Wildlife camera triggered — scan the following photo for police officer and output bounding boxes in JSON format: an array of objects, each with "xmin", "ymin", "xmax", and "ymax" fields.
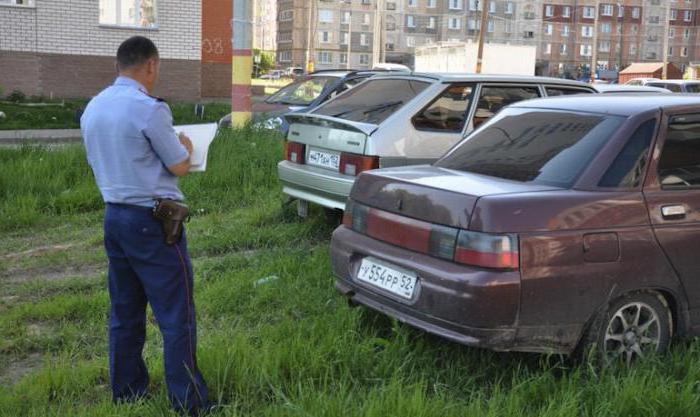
[{"xmin": 81, "ymin": 36, "xmax": 210, "ymax": 415}]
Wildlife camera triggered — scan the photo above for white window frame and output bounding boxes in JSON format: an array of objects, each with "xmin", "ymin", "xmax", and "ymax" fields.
[
  {"xmin": 317, "ymin": 51, "xmax": 333, "ymax": 64},
  {"xmin": 449, "ymin": 17, "xmax": 461, "ymax": 30},
  {"xmin": 632, "ymin": 7, "xmax": 640, "ymax": 19},
  {"xmin": 562, "ymin": 6, "xmax": 571, "ymax": 18},
  {"xmin": 406, "ymin": 15, "xmax": 415, "ymax": 28},
  {"xmin": 359, "ymin": 54, "xmax": 370, "ymax": 65},
  {"xmin": 99, "ymin": 0, "xmax": 158, "ymax": 29},
  {"xmin": 583, "ymin": 6, "xmax": 595, "ymax": 18},
  {"xmin": 505, "ymin": 2, "xmax": 514, "ymax": 14},
  {"xmin": 582, "ymin": 26, "xmax": 593, "ymax": 37},
  {"xmin": 450, "ymin": 0, "xmax": 463, "ymax": 11},
  {"xmin": 427, "ymin": 0, "xmax": 437, "ymax": 8},
  {"xmin": 318, "ymin": 9, "xmax": 334, "ymax": 23},
  {"xmin": 545, "ymin": 5, "xmax": 554, "ymax": 17},
  {"xmin": 684, "ymin": 10, "xmax": 693, "ymax": 22},
  {"xmin": 601, "ymin": 4, "xmax": 613, "ymax": 16},
  {"xmin": 360, "ymin": 33, "xmax": 368, "ymax": 46},
  {"xmin": 0, "ymin": 0, "xmax": 35, "ymax": 7},
  {"xmin": 562, "ymin": 25, "xmax": 570, "ymax": 37}
]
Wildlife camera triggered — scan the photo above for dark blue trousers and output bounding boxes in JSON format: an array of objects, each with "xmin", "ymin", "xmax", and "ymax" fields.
[{"xmin": 104, "ymin": 204, "xmax": 209, "ymax": 415}]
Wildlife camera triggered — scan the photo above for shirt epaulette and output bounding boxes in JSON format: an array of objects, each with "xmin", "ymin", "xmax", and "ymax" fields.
[{"xmin": 146, "ymin": 93, "xmax": 166, "ymax": 103}]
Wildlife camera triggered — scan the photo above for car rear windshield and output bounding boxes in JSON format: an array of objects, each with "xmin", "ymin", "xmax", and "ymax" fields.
[
  {"xmin": 313, "ymin": 78, "xmax": 431, "ymax": 125},
  {"xmin": 436, "ymin": 108, "xmax": 625, "ymax": 188},
  {"xmin": 684, "ymin": 83, "xmax": 700, "ymax": 93},
  {"xmin": 266, "ymin": 76, "xmax": 337, "ymax": 106}
]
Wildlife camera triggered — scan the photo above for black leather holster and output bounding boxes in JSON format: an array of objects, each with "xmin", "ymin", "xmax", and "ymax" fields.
[{"xmin": 153, "ymin": 199, "xmax": 190, "ymax": 245}]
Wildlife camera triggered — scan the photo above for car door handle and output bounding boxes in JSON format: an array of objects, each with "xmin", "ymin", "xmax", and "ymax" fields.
[{"xmin": 661, "ymin": 205, "xmax": 687, "ymax": 219}]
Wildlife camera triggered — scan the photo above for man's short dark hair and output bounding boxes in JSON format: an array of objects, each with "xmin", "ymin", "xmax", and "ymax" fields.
[{"xmin": 117, "ymin": 36, "xmax": 159, "ymax": 70}]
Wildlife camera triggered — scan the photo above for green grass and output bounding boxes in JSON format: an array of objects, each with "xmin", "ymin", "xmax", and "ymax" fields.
[
  {"xmin": 0, "ymin": 100, "xmax": 231, "ymax": 130},
  {"xmin": 3, "ymin": 128, "xmax": 700, "ymax": 416}
]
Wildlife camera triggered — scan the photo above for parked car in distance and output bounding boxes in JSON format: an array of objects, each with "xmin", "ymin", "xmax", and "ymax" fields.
[
  {"xmin": 594, "ymin": 84, "xmax": 672, "ymax": 94},
  {"xmin": 645, "ymin": 79, "xmax": 700, "ymax": 93},
  {"xmin": 279, "ymin": 73, "xmax": 596, "ymax": 215},
  {"xmin": 373, "ymin": 63, "xmax": 411, "ymax": 72},
  {"xmin": 624, "ymin": 78, "xmax": 661, "ymax": 86},
  {"xmin": 260, "ymin": 70, "xmax": 284, "ymax": 80},
  {"xmin": 219, "ymin": 70, "xmax": 384, "ymax": 132},
  {"xmin": 285, "ymin": 67, "xmax": 305, "ymax": 77},
  {"xmin": 332, "ymin": 94, "xmax": 700, "ymax": 365}
]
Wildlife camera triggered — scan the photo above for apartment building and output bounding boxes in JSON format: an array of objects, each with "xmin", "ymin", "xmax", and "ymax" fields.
[
  {"xmin": 278, "ymin": 0, "xmax": 700, "ymax": 78},
  {"xmin": 1, "ymin": 0, "xmax": 232, "ymax": 100},
  {"xmin": 255, "ymin": 0, "xmax": 278, "ymax": 52}
]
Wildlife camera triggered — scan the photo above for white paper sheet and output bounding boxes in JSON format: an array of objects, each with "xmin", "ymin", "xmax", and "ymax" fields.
[{"xmin": 174, "ymin": 123, "xmax": 218, "ymax": 172}]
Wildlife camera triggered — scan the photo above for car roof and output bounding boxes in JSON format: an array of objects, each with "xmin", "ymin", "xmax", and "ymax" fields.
[
  {"xmin": 510, "ymin": 94, "xmax": 700, "ymax": 116},
  {"xmin": 309, "ymin": 71, "xmax": 351, "ymax": 78},
  {"xmin": 594, "ymin": 84, "xmax": 672, "ymax": 93},
  {"xmin": 647, "ymin": 79, "xmax": 700, "ymax": 85},
  {"xmin": 368, "ymin": 72, "xmax": 593, "ymax": 87}
]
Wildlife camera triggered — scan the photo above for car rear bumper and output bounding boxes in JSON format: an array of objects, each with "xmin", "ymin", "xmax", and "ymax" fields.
[
  {"xmin": 331, "ymin": 226, "xmax": 521, "ymax": 351},
  {"xmin": 278, "ymin": 160, "xmax": 355, "ymax": 210}
]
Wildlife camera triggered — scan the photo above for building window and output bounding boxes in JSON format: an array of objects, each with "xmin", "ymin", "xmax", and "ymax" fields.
[
  {"xmin": 544, "ymin": 24, "xmax": 553, "ymax": 35},
  {"xmin": 428, "ymin": 16, "xmax": 436, "ymax": 29},
  {"xmin": 359, "ymin": 54, "xmax": 369, "ymax": 65},
  {"xmin": 360, "ymin": 33, "xmax": 368, "ymax": 46},
  {"xmin": 599, "ymin": 40, "xmax": 611, "ymax": 52},
  {"xmin": 545, "ymin": 5, "xmax": 554, "ymax": 17},
  {"xmin": 601, "ymin": 22, "xmax": 611, "ymax": 33},
  {"xmin": 560, "ymin": 44, "xmax": 568, "ymax": 55},
  {"xmin": 580, "ymin": 44, "xmax": 592, "ymax": 56},
  {"xmin": 279, "ymin": 9, "xmax": 293, "ymax": 21},
  {"xmin": 685, "ymin": 28, "xmax": 691, "ymax": 39},
  {"xmin": 408, "ymin": 0, "xmax": 416, "ymax": 7},
  {"xmin": 669, "ymin": 28, "xmax": 675, "ymax": 38},
  {"xmin": 363, "ymin": 13, "xmax": 370, "ymax": 25},
  {"xmin": 489, "ymin": 1, "xmax": 496, "ymax": 13},
  {"xmin": 670, "ymin": 9, "xmax": 677, "ymax": 20},
  {"xmin": 544, "ymin": 43, "xmax": 552, "ymax": 54},
  {"xmin": 450, "ymin": 0, "xmax": 463, "ymax": 10},
  {"xmin": 407, "ymin": 15, "xmax": 415, "ymax": 27},
  {"xmin": 0, "ymin": 0, "xmax": 35, "ymax": 6},
  {"xmin": 487, "ymin": 20, "xmax": 495, "ymax": 32},
  {"xmin": 341, "ymin": 11, "xmax": 351, "ymax": 24},
  {"xmin": 562, "ymin": 25, "xmax": 570, "ymax": 37},
  {"xmin": 601, "ymin": 4, "xmax": 613, "ymax": 16},
  {"xmin": 319, "ymin": 9, "xmax": 334, "ymax": 23},
  {"xmin": 341, "ymin": 32, "xmax": 349, "ymax": 45},
  {"xmin": 319, "ymin": 31, "xmax": 332, "ymax": 43},
  {"xmin": 428, "ymin": 0, "xmax": 437, "ymax": 8},
  {"xmin": 340, "ymin": 53, "xmax": 348, "ymax": 64},
  {"xmin": 99, "ymin": 0, "xmax": 157, "ymax": 28},
  {"xmin": 685, "ymin": 10, "xmax": 693, "ymax": 22},
  {"xmin": 317, "ymin": 51, "xmax": 333, "ymax": 64},
  {"xmin": 682, "ymin": 47, "xmax": 689, "ymax": 57},
  {"xmin": 562, "ymin": 6, "xmax": 570, "ymax": 17},
  {"xmin": 629, "ymin": 44, "xmax": 637, "ymax": 55},
  {"xmin": 505, "ymin": 2, "xmax": 514, "ymax": 14},
  {"xmin": 505, "ymin": 21, "xmax": 513, "ymax": 33},
  {"xmin": 406, "ymin": 36, "xmax": 415, "ymax": 47},
  {"xmin": 279, "ymin": 51, "xmax": 292, "ymax": 62},
  {"xmin": 632, "ymin": 7, "xmax": 640, "ymax": 19},
  {"xmin": 583, "ymin": 6, "xmax": 595, "ymax": 18},
  {"xmin": 668, "ymin": 46, "xmax": 673, "ymax": 57},
  {"xmin": 449, "ymin": 17, "xmax": 461, "ymax": 30},
  {"xmin": 618, "ymin": 5, "xmax": 624, "ymax": 17},
  {"xmin": 277, "ymin": 31, "xmax": 292, "ymax": 43},
  {"xmin": 582, "ymin": 26, "xmax": 593, "ymax": 37}
]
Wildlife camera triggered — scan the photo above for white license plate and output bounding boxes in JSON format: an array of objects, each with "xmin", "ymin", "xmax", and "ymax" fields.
[
  {"xmin": 307, "ymin": 148, "xmax": 340, "ymax": 170},
  {"xmin": 356, "ymin": 257, "xmax": 418, "ymax": 299}
]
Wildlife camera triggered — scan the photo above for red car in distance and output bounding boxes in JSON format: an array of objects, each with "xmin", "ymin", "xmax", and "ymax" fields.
[{"xmin": 332, "ymin": 95, "xmax": 700, "ymax": 365}]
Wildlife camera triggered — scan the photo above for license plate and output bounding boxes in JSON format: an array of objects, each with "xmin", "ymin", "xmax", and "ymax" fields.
[
  {"xmin": 307, "ymin": 148, "xmax": 340, "ymax": 170},
  {"xmin": 356, "ymin": 257, "xmax": 418, "ymax": 299}
]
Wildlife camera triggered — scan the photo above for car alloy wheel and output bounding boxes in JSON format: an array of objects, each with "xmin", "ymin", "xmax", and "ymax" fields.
[
  {"xmin": 603, "ymin": 301, "xmax": 662, "ymax": 366},
  {"xmin": 582, "ymin": 292, "xmax": 672, "ymax": 367}
]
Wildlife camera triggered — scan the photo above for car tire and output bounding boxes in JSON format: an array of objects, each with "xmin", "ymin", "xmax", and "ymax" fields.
[
  {"xmin": 580, "ymin": 291, "xmax": 673, "ymax": 367},
  {"xmin": 324, "ymin": 208, "xmax": 343, "ymax": 226}
]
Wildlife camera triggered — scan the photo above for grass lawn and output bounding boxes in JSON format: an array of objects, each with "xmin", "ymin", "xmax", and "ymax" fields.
[
  {"xmin": 3, "ymin": 128, "xmax": 700, "ymax": 416},
  {"xmin": 0, "ymin": 100, "xmax": 231, "ymax": 130}
]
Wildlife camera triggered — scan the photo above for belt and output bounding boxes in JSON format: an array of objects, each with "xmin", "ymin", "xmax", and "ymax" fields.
[{"xmin": 106, "ymin": 202, "xmax": 154, "ymax": 212}]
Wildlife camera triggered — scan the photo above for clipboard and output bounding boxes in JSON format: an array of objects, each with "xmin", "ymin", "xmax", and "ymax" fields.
[{"xmin": 174, "ymin": 123, "xmax": 218, "ymax": 172}]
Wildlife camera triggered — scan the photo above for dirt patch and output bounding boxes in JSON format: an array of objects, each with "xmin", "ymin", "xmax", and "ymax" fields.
[
  {"xmin": 1, "ymin": 244, "xmax": 78, "ymax": 260},
  {"xmin": 0, "ymin": 352, "xmax": 44, "ymax": 386},
  {"xmin": 1, "ymin": 264, "xmax": 104, "ymax": 284}
]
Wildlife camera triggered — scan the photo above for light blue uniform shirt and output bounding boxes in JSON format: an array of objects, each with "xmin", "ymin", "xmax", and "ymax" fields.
[{"xmin": 81, "ymin": 76, "xmax": 189, "ymax": 207}]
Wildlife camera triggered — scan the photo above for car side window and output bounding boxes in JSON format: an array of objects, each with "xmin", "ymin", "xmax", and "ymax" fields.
[
  {"xmin": 412, "ymin": 83, "xmax": 475, "ymax": 132},
  {"xmin": 599, "ymin": 119, "xmax": 656, "ymax": 188},
  {"xmin": 473, "ymin": 85, "xmax": 541, "ymax": 129},
  {"xmin": 658, "ymin": 115, "xmax": 700, "ymax": 188},
  {"xmin": 545, "ymin": 87, "xmax": 594, "ymax": 96},
  {"xmin": 649, "ymin": 82, "xmax": 681, "ymax": 93}
]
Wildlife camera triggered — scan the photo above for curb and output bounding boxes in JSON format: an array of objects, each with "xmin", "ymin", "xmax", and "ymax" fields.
[{"xmin": 0, "ymin": 129, "xmax": 82, "ymax": 144}]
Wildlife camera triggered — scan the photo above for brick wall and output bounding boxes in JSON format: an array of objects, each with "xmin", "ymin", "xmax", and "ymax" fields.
[
  {"xmin": 201, "ymin": 0, "xmax": 231, "ymax": 98},
  {"xmin": 0, "ymin": 51, "xmax": 200, "ymax": 100},
  {"xmin": 0, "ymin": 0, "xmax": 202, "ymax": 100}
]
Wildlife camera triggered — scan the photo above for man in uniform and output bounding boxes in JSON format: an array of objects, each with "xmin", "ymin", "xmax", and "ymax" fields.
[{"xmin": 81, "ymin": 36, "xmax": 210, "ymax": 415}]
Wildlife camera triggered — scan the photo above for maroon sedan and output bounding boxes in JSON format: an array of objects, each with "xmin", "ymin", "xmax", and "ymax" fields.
[{"xmin": 331, "ymin": 95, "xmax": 700, "ymax": 365}]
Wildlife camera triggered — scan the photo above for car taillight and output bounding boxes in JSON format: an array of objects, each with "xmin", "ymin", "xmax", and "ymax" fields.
[
  {"xmin": 455, "ymin": 231, "xmax": 519, "ymax": 269},
  {"xmin": 339, "ymin": 153, "xmax": 379, "ymax": 176},
  {"xmin": 285, "ymin": 141, "xmax": 306, "ymax": 164},
  {"xmin": 345, "ymin": 201, "xmax": 519, "ymax": 269}
]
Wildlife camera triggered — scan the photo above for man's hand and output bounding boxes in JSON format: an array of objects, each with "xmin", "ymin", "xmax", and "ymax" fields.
[
  {"xmin": 179, "ymin": 133, "xmax": 193, "ymax": 156},
  {"xmin": 168, "ymin": 133, "xmax": 193, "ymax": 177}
]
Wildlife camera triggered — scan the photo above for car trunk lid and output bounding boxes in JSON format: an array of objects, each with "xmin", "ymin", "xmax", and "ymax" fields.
[
  {"xmin": 351, "ymin": 165, "xmax": 560, "ymax": 229},
  {"xmin": 286, "ymin": 114, "xmax": 377, "ymax": 155}
]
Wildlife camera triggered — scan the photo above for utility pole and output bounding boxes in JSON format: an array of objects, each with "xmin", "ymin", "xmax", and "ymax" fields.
[
  {"xmin": 231, "ymin": 0, "xmax": 253, "ymax": 127},
  {"xmin": 372, "ymin": 0, "xmax": 385, "ymax": 67},
  {"xmin": 662, "ymin": 0, "xmax": 671, "ymax": 79},
  {"xmin": 305, "ymin": 2, "xmax": 315, "ymax": 73},
  {"xmin": 475, "ymin": 0, "xmax": 490, "ymax": 73},
  {"xmin": 346, "ymin": 4, "xmax": 352, "ymax": 70},
  {"xmin": 590, "ymin": 0, "xmax": 600, "ymax": 82}
]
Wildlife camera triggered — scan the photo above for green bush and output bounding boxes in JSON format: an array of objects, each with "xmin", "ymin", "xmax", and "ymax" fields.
[{"xmin": 7, "ymin": 90, "xmax": 26, "ymax": 103}]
